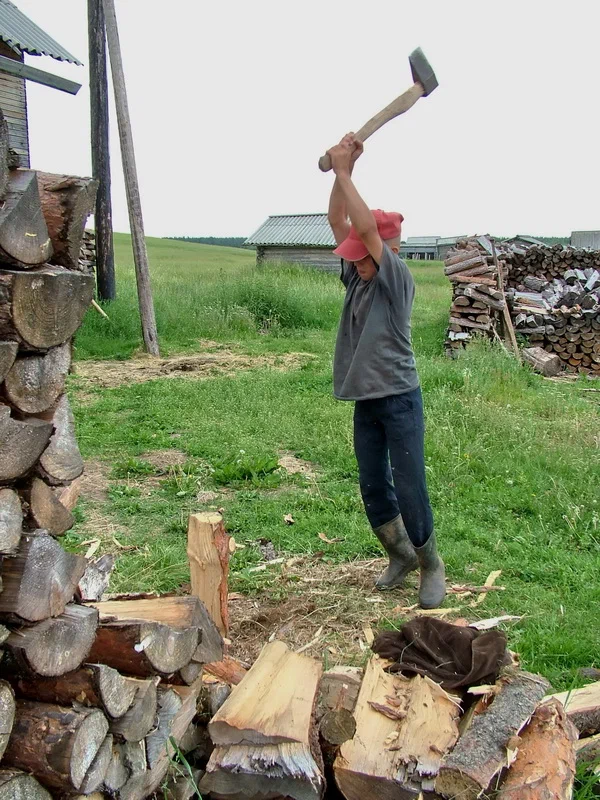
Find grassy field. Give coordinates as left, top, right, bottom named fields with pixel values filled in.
left=70, top=234, right=599, bottom=702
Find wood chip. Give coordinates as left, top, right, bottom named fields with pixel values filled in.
left=367, top=701, right=407, bottom=721
left=470, top=570, right=502, bottom=607
left=318, top=532, right=343, bottom=544
left=283, top=513, right=295, bottom=525
left=469, top=615, right=523, bottom=631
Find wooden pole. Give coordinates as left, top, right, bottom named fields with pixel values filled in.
left=88, top=0, right=116, bottom=301
left=491, top=237, right=521, bottom=361
left=102, top=0, right=159, bottom=355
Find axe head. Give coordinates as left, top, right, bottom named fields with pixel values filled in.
left=409, top=47, right=438, bottom=96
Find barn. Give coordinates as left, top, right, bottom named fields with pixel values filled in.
left=246, top=213, right=340, bottom=271
left=0, top=0, right=81, bottom=167
left=571, top=231, right=600, bottom=250
left=400, top=236, right=439, bottom=260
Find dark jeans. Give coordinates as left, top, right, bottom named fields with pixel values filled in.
left=353, top=387, right=434, bottom=547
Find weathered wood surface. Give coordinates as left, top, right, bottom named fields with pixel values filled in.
left=25, top=477, right=75, bottom=536
left=0, top=531, right=86, bottom=622
left=209, top=640, right=322, bottom=746
left=104, top=740, right=146, bottom=797
left=435, top=670, right=550, bottom=800
left=0, top=108, right=8, bottom=198
left=0, top=169, right=52, bottom=267
left=4, top=343, right=71, bottom=414
left=0, top=680, right=15, bottom=761
left=187, top=512, right=230, bottom=636
left=547, top=680, right=600, bottom=735
left=522, top=346, right=562, bottom=376
left=0, top=769, right=52, bottom=799
left=0, top=404, right=53, bottom=482
left=0, top=486, right=22, bottom=553
left=145, top=686, right=183, bottom=769
left=0, top=341, right=17, bottom=382
left=12, top=663, right=136, bottom=720
left=36, top=172, right=97, bottom=271
left=54, top=475, right=83, bottom=512
left=38, top=395, right=84, bottom=485
left=0, top=268, right=94, bottom=350
left=204, top=655, right=247, bottom=686
left=2, top=701, right=109, bottom=793
left=494, top=699, right=577, bottom=800
left=5, top=604, right=99, bottom=676
left=108, top=676, right=159, bottom=742
left=78, top=554, right=115, bottom=601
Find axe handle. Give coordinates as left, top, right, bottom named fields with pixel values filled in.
left=318, top=82, right=425, bottom=172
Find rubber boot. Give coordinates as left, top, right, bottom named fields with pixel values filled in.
left=373, top=515, right=419, bottom=590
left=414, top=532, right=446, bottom=609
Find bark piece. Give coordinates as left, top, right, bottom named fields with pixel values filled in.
left=0, top=680, right=16, bottom=761
left=0, top=487, right=22, bottom=554
left=546, top=680, right=600, bottom=735
left=4, top=343, right=71, bottom=414
left=38, top=395, right=84, bottom=485
left=12, top=663, right=136, bottom=720
left=0, top=531, right=87, bottom=622
left=0, top=341, right=17, bottom=382
left=25, top=477, right=75, bottom=536
left=2, top=701, right=108, bottom=793
left=495, top=699, right=577, bottom=800
left=0, top=405, right=53, bottom=482
left=0, top=770, right=52, bottom=800
left=78, top=554, right=116, bottom=601
left=5, top=604, right=98, bottom=676
left=54, top=475, right=83, bottom=512
left=109, top=677, right=160, bottom=742
left=0, top=169, right=52, bottom=267
left=209, top=640, right=322, bottom=746
left=187, top=512, right=230, bottom=635
left=36, top=172, right=97, bottom=271
left=435, top=670, right=550, bottom=800
left=204, top=655, right=247, bottom=685
left=0, top=267, right=94, bottom=350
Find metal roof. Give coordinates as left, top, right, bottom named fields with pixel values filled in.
left=0, top=0, right=81, bottom=64
left=246, top=214, right=336, bottom=247
left=507, top=234, right=546, bottom=247
left=405, top=236, right=439, bottom=246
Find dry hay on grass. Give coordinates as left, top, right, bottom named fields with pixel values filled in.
left=78, top=459, right=111, bottom=502
left=139, top=448, right=188, bottom=470
left=277, top=451, right=318, bottom=481
left=73, top=347, right=315, bottom=390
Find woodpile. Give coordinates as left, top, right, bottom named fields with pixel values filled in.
left=79, top=230, right=97, bottom=274
left=443, top=236, right=600, bottom=376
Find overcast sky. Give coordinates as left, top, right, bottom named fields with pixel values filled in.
left=17, top=0, right=600, bottom=240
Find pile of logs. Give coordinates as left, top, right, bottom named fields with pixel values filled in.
left=79, top=230, right=97, bottom=274
left=507, top=242, right=600, bottom=286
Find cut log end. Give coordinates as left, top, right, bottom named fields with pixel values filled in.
left=0, top=405, right=53, bottom=482
left=0, top=770, right=52, bottom=799
left=26, top=478, right=75, bottom=536
left=4, top=344, right=71, bottom=414
left=0, top=487, right=22, bottom=554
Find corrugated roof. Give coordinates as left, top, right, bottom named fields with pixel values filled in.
left=405, top=236, right=439, bottom=246
left=246, top=214, right=335, bottom=247
left=0, top=0, right=81, bottom=64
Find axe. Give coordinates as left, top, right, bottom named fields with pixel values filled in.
left=318, top=47, right=438, bottom=172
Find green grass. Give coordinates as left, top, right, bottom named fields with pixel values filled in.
left=70, top=235, right=600, bottom=698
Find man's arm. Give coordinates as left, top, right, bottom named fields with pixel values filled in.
left=327, top=134, right=363, bottom=245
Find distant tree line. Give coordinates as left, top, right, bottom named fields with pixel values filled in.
left=165, top=236, right=254, bottom=249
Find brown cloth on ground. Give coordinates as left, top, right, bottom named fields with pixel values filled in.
left=372, top=617, right=510, bottom=690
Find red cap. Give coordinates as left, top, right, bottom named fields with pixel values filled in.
left=333, top=209, right=404, bottom=262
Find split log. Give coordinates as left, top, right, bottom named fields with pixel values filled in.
left=449, top=316, right=490, bottom=331
left=54, top=475, right=83, bottom=512
left=5, top=604, right=98, bottom=676
left=435, top=670, right=550, bottom=800
left=38, top=395, right=84, bottom=485
left=576, top=732, right=600, bottom=767
left=204, top=655, right=248, bottom=685
left=546, top=680, right=600, bottom=735
left=0, top=267, right=94, bottom=350
left=36, top=173, right=98, bottom=271
left=494, top=699, right=577, bottom=800
left=0, top=170, right=52, bottom=267
left=79, top=733, right=113, bottom=795
left=0, top=531, right=87, bottom=622
left=187, top=512, right=230, bottom=636
left=445, top=255, right=486, bottom=275
left=0, top=341, right=17, bottom=382
left=145, top=686, right=183, bottom=769
left=105, top=740, right=146, bottom=796
left=444, top=249, right=481, bottom=268
left=4, top=343, right=71, bottom=414
left=77, top=554, right=116, bottom=601
left=0, top=487, right=22, bottom=553
left=209, top=640, right=322, bottom=746
left=522, top=346, right=562, bottom=377
left=0, top=770, right=52, bottom=800
left=0, top=405, right=53, bottom=482
left=463, top=286, right=505, bottom=311
left=24, top=477, right=75, bottom=536
left=12, top=663, right=136, bottom=720
left=0, top=680, right=16, bottom=760
left=162, top=767, right=204, bottom=800
left=450, top=274, right=497, bottom=286
left=2, top=701, right=109, bottom=793
left=87, top=608, right=203, bottom=678
left=108, top=677, right=160, bottom=742
left=334, top=659, right=459, bottom=799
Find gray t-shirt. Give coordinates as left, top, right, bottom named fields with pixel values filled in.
left=333, top=244, right=419, bottom=401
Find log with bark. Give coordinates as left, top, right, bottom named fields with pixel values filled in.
left=317, top=666, right=362, bottom=757
left=5, top=604, right=98, bottom=676
left=37, top=395, right=84, bottom=485
left=108, top=676, right=160, bottom=742
left=0, top=170, right=52, bottom=267
left=0, top=341, right=17, bottom=382
left=546, top=680, right=600, bottom=735
left=11, top=663, right=136, bottom=720
left=23, top=477, right=75, bottom=536
left=494, top=698, right=577, bottom=800
left=435, top=670, right=550, bottom=800
left=521, top=345, right=562, bottom=377
left=0, top=404, right=53, bottom=482
left=2, top=700, right=109, bottom=794
left=203, top=655, right=248, bottom=686
left=0, top=267, right=94, bottom=350
left=0, top=486, right=22, bottom=553
left=0, top=680, right=15, bottom=761
left=0, top=769, right=52, bottom=800
left=187, top=511, right=230, bottom=636
left=3, top=343, right=71, bottom=414
left=0, top=531, right=87, bottom=622
left=36, top=172, right=98, bottom=271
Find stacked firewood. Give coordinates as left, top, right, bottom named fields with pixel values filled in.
left=79, top=230, right=97, bottom=274
left=507, top=242, right=600, bottom=286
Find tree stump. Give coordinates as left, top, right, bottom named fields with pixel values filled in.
left=4, top=343, right=71, bottom=414
left=0, top=405, right=53, bottom=482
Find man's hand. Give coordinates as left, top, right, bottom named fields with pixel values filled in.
left=328, top=133, right=363, bottom=176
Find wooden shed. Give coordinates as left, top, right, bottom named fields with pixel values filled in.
left=571, top=231, right=600, bottom=250
left=0, top=0, right=81, bottom=167
left=246, top=213, right=340, bottom=271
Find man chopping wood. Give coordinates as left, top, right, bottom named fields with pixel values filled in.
left=326, top=133, right=445, bottom=609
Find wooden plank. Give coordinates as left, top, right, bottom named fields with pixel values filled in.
left=546, top=681, right=600, bottom=735
left=187, top=512, right=230, bottom=636
left=0, top=55, right=81, bottom=95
